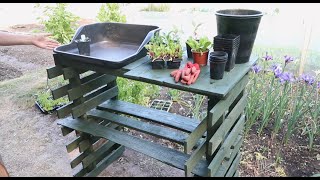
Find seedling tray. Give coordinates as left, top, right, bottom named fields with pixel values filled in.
left=54, top=22, right=160, bottom=69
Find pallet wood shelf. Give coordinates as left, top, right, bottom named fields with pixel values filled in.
left=48, top=53, right=257, bottom=177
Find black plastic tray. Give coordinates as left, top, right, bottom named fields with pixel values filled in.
left=53, top=22, right=160, bottom=69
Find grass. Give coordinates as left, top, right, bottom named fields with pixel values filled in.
left=140, top=3, right=170, bottom=12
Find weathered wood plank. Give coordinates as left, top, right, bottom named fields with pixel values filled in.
left=51, top=72, right=103, bottom=100
left=68, top=74, right=116, bottom=101
left=85, top=145, right=125, bottom=177
left=184, top=116, right=207, bottom=153
left=233, top=170, right=239, bottom=177
left=66, top=135, right=85, bottom=153
left=71, top=86, right=118, bottom=118
left=47, top=66, right=63, bottom=79
left=97, top=99, right=200, bottom=133
left=122, top=56, right=150, bottom=71
left=208, top=75, right=248, bottom=128
left=207, top=115, right=245, bottom=176
left=82, top=141, right=116, bottom=169
left=214, top=135, right=243, bottom=177
left=184, top=140, right=207, bottom=177
left=225, top=153, right=241, bottom=177
left=87, top=109, right=188, bottom=144
left=62, top=67, right=88, bottom=80
left=61, top=125, right=73, bottom=136
left=57, top=118, right=208, bottom=176
left=208, top=94, right=247, bottom=156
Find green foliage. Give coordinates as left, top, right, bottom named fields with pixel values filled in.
left=140, top=3, right=170, bottom=12
left=186, top=36, right=212, bottom=54
left=96, top=3, right=126, bottom=23
left=116, top=77, right=160, bottom=106
left=145, top=30, right=183, bottom=61
left=36, top=90, right=68, bottom=112
left=245, top=52, right=320, bottom=149
left=168, top=89, right=181, bottom=102
left=36, top=3, right=80, bottom=44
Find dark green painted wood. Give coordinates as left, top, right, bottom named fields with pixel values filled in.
left=123, top=56, right=257, bottom=98
left=47, top=66, right=63, bottom=79
left=208, top=94, right=247, bottom=156
left=68, top=74, right=116, bottom=101
left=57, top=118, right=208, bottom=177
left=84, top=145, right=125, bottom=177
left=214, top=135, right=243, bottom=177
left=62, top=67, right=88, bottom=80
left=71, top=86, right=118, bottom=118
left=61, top=125, right=73, bottom=136
left=207, top=115, right=245, bottom=176
left=87, top=109, right=188, bottom=144
left=82, top=140, right=116, bottom=169
left=184, top=140, right=207, bottom=177
left=185, top=116, right=207, bottom=153
left=70, top=149, right=88, bottom=169
left=208, top=75, right=248, bottom=128
left=233, top=170, right=239, bottom=177
left=97, top=99, right=199, bottom=133
left=225, top=152, right=241, bottom=177
left=122, top=56, right=150, bottom=71
left=74, top=168, right=87, bottom=177
left=66, top=135, right=85, bottom=153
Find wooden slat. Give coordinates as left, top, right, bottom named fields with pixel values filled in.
left=57, top=118, right=208, bottom=177
left=225, top=153, right=241, bottom=177
left=68, top=74, right=116, bottom=101
left=71, top=86, right=118, bottom=118
left=214, top=135, right=243, bottom=177
left=207, top=115, right=245, bottom=176
left=71, top=150, right=89, bottom=169
left=233, top=170, right=239, bottom=177
left=66, top=135, right=85, bottom=153
left=63, top=67, right=88, bottom=80
left=47, top=66, right=63, bottom=79
left=81, top=141, right=116, bottom=169
left=85, top=145, right=125, bottom=177
left=184, top=140, right=207, bottom=177
left=87, top=109, right=188, bottom=144
left=51, top=72, right=103, bottom=100
left=61, top=124, right=73, bottom=136
left=208, top=94, right=247, bottom=156
left=184, top=116, right=207, bottom=153
left=97, top=99, right=200, bottom=133
left=208, top=75, right=248, bottom=128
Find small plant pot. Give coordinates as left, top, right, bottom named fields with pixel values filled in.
left=192, top=49, right=209, bottom=66
left=214, top=34, right=240, bottom=71
left=75, top=38, right=91, bottom=56
left=167, top=58, right=182, bottom=69
left=35, top=100, right=49, bottom=114
left=209, top=51, right=228, bottom=80
left=151, top=59, right=165, bottom=69
left=186, top=39, right=199, bottom=58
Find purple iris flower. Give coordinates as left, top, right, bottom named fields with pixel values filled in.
left=251, top=64, right=262, bottom=73
left=279, top=72, right=295, bottom=84
left=271, top=64, right=283, bottom=78
left=263, top=52, right=273, bottom=61
left=284, top=55, right=294, bottom=65
left=300, top=74, right=315, bottom=85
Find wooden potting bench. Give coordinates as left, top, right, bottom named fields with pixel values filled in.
left=47, top=53, right=257, bottom=177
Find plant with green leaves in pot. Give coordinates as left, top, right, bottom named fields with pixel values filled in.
left=186, top=36, right=212, bottom=66
left=145, top=30, right=183, bottom=69
left=186, top=21, right=203, bottom=58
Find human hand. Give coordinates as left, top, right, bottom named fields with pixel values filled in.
left=32, top=33, right=60, bottom=50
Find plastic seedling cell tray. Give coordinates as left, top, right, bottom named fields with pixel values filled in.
left=149, top=99, right=173, bottom=112
left=54, top=22, right=160, bottom=69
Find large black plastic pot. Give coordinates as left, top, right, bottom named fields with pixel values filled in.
left=216, top=9, right=263, bottom=64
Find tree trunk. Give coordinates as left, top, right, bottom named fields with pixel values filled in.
left=0, top=155, right=9, bottom=177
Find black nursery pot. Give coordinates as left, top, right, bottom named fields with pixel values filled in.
left=75, top=39, right=91, bottom=56
left=213, top=34, right=240, bottom=71
left=152, top=59, right=165, bottom=69
left=167, top=58, right=182, bottom=69
left=209, top=51, right=228, bottom=80
left=186, top=39, right=199, bottom=58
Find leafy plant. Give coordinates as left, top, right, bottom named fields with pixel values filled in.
left=191, top=21, right=203, bottom=39
left=36, top=3, right=80, bottom=44
left=140, top=3, right=170, bottom=12
left=116, top=77, right=160, bottom=106
left=96, top=3, right=126, bottom=23
left=145, top=30, right=183, bottom=61
left=186, top=36, right=212, bottom=55
left=36, top=90, right=68, bottom=112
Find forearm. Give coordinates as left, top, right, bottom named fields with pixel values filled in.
left=0, top=31, right=35, bottom=46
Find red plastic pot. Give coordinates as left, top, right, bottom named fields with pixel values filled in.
left=191, top=49, right=209, bottom=66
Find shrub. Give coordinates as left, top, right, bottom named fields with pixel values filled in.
left=140, top=3, right=170, bottom=12
left=96, top=3, right=126, bottom=23
left=36, top=3, right=80, bottom=44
